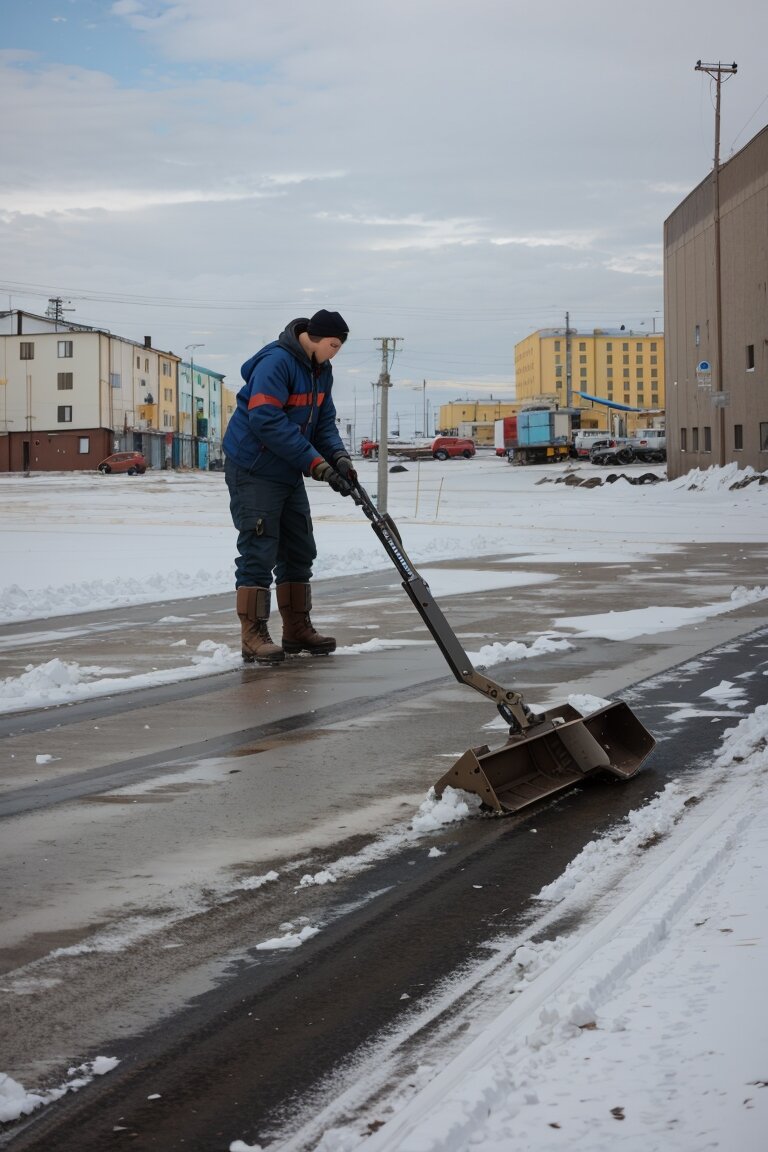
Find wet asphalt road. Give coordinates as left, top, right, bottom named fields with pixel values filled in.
left=1, top=545, right=767, bottom=1149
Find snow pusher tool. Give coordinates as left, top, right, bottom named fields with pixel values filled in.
left=350, top=482, right=655, bottom=815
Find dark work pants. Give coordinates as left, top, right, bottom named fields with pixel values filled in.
left=224, top=459, right=317, bottom=589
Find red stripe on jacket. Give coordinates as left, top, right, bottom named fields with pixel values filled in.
left=247, top=391, right=326, bottom=411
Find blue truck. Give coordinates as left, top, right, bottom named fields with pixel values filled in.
left=508, top=407, right=572, bottom=465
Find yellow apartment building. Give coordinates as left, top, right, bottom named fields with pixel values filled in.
left=514, top=328, right=665, bottom=430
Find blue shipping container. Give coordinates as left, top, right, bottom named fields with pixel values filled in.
left=518, top=410, right=554, bottom=446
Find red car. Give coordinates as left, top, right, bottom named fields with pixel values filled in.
left=97, top=451, right=147, bottom=475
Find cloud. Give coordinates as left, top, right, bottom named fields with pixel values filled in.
left=316, top=211, right=488, bottom=252
left=491, top=233, right=598, bottom=251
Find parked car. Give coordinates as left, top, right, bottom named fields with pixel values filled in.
left=589, top=438, right=635, bottom=466
left=431, top=436, right=475, bottom=460
left=97, top=451, right=147, bottom=475
left=359, top=436, right=476, bottom=461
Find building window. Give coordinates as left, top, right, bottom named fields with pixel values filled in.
left=622, top=342, right=629, bottom=352
left=580, top=367, right=587, bottom=377
left=637, top=393, right=645, bottom=404
left=651, top=342, right=657, bottom=352
left=650, top=355, right=657, bottom=365
left=760, top=422, right=768, bottom=451
left=681, top=428, right=687, bottom=451
left=692, top=426, right=699, bottom=451
left=606, top=342, right=613, bottom=351
left=623, top=354, right=629, bottom=365
left=57, top=340, right=73, bottom=358
left=704, top=426, right=712, bottom=452
left=110, top=372, right=121, bottom=388
left=746, top=344, right=755, bottom=371
left=635, top=343, right=642, bottom=352
left=637, top=368, right=644, bottom=379
left=607, top=367, right=613, bottom=378
left=579, top=342, right=586, bottom=351
left=555, top=365, right=562, bottom=377
left=20, top=341, right=34, bottom=360
left=623, top=368, right=630, bottom=378
left=623, top=394, right=631, bottom=404
left=78, top=437, right=90, bottom=454
left=579, top=354, right=587, bottom=364
left=136, top=355, right=141, bottom=368
left=57, top=372, right=73, bottom=390
left=162, top=361, right=171, bottom=376
left=636, top=355, right=643, bottom=365
left=57, top=405, right=73, bottom=423
left=651, top=368, right=658, bottom=378
left=554, top=340, right=561, bottom=351
left=144, top=358, right=149, bottom=372
left=734, top=424, right=743, bottom=450
left=651, top=393, right=659, bottom=405
left=606, top=354, right=612, bottom=364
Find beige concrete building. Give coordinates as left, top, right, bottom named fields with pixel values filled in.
left=664, top=122, right=768, bottom=478
left=437, top=398, right=517, bottom=444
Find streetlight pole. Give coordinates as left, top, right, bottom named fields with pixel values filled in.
left=373, top=336, right=403, bottom=513
left=186, top=343, right=205, bottom=468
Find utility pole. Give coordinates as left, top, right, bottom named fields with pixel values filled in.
left=695, top=59, right=737, bottom=468
left=46, top=297, right=74, bottom=328
left=373, top=336, right=403, bottom=513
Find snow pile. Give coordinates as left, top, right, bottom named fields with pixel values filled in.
left=255, top=924, right=320, bottom=951
left=467, top=634, right=572, bottom=666
left=0, top=642, right=242, bottom=715
left=667, top=462, right=764, bottom=491
left=237, top=871, right=280, bottom=891
left=0, top=1057, right=119, bottom=1125
left=411, top=786, right=483, bottom=833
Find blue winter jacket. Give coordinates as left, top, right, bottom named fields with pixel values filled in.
left=222, top=318, right=347, bottom=482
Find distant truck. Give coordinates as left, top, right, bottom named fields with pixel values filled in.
left=508, top=407, right=572, bottom=465
left=628, top=428, right=666, bottom=456
left=494, top=416, right=518, bottom=456
left=573, top=428, right=610, bottom=458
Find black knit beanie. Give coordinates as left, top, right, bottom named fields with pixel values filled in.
left=306, top=310, right=349, bottom=343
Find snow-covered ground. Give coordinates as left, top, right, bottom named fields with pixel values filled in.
left=1, top=457, right=767, bottom=1148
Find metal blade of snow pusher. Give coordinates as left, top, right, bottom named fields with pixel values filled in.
left=434, top=700, right=655, bottom=815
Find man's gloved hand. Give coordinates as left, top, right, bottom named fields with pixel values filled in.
left=311, top=459, right=354, bottom=496
left=332, top=453, right=358, bottom=485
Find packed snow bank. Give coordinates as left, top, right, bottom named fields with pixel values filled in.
left=1, top=462, right=765, bottom=625
left=326, top=705, right=768, bottom=1152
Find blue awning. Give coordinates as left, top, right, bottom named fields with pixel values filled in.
left=574, top=390, right=642, bottom=412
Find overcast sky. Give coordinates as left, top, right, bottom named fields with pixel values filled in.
left=2, top=0, right=767, bottom=438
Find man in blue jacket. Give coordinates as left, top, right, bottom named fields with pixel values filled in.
left=222, top=310, right=356, bottom=664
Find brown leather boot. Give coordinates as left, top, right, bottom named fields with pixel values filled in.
left=276, top=582, right=336, bottom=655
left=236, top=587, right=284, bottom=664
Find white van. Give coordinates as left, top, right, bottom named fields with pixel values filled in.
left=573, top=429, right=610, bottom=458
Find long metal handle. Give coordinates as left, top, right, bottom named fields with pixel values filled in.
left=350, top=484, right=534, bottom=732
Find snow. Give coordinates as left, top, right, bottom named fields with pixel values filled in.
left=1, top=457, right=767, bottom=1144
